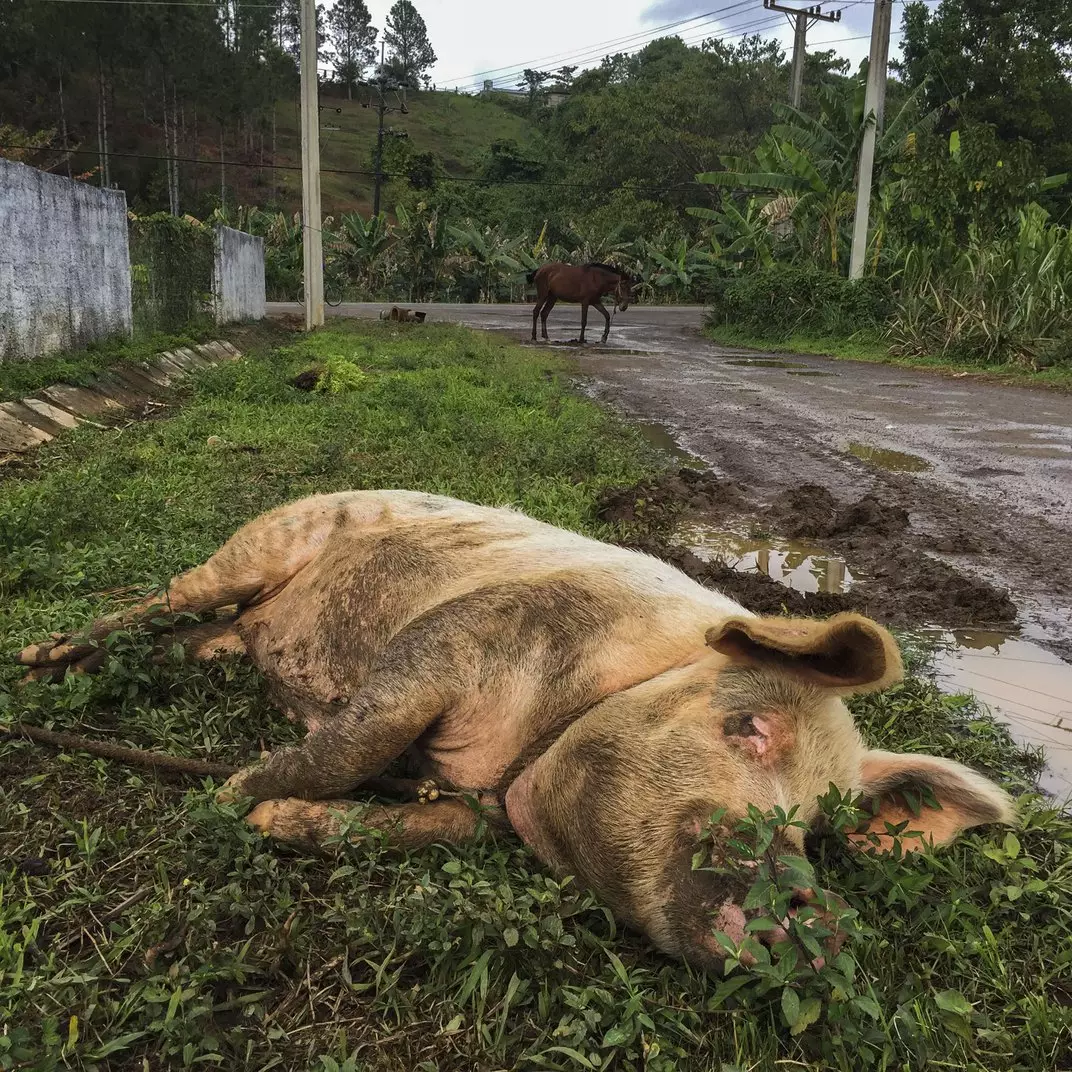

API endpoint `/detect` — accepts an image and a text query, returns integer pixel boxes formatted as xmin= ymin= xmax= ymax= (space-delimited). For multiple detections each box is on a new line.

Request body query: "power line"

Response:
xmin=461 ymin=11 xmax=790 ymax=94
xmin=437 ymin=2 xmax=756 ymax=86
xmin=0 ymin=142 xmax=701 ymax=193
xmin=451 ymin=4 xmax=792 ymax=92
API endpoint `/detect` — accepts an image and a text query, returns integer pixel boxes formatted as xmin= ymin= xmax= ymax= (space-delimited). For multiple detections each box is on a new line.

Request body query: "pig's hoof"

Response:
xmin=247 ymin=798 xmax=293 ymax=834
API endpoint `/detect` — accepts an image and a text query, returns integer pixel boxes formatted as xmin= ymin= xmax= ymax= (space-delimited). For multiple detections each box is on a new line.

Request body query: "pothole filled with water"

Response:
xmin=724 ymin=359 xmax=807 ymax=369
xmin=787 ymin=370 xmax=838 ymax=377
xmin=675 ymin=525 xmax=855 ymax=594
xmin=635 ymin=421 xmax=707 ymax=469
xmin=846 ymin=442 xmax=933 ymax=472
xmin=916 ymin=628 xmax=1072 ymax=800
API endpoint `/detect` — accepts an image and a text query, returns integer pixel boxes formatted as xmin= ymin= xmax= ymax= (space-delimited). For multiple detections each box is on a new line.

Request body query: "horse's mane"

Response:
xmin=584 ymin=261 xmax=629 ymax=278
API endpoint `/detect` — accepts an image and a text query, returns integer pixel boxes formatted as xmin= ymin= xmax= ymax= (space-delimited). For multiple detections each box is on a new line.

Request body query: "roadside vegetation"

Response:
xmin=1 ymin=322 xmax=1069 ymax=1071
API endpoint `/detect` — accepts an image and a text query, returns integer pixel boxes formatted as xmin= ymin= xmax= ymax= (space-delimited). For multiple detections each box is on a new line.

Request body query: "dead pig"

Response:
xmin=379 ymin=306 xmax=426 ymax=323
xmin=18 ymin=490 xmax=1014 ymax=971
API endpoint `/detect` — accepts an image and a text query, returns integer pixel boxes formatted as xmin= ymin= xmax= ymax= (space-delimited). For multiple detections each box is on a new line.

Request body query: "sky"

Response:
xmin=358 ymin=0 xmax=915 ymax=93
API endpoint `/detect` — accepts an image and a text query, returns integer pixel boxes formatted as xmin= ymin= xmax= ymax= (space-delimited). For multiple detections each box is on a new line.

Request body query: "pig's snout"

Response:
xmin=708 ymin=885 xmax=846 ymax=969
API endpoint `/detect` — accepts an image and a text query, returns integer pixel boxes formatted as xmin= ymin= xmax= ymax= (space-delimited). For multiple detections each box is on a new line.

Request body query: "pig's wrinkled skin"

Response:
xmin=19 ymin=490 xmax=1015 ymax=970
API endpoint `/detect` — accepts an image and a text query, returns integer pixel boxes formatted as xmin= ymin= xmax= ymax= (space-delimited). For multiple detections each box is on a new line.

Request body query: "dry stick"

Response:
xmin=3 ymin=722 xmax=449 ymax=801
xmin=4 ymin=721 xmax=236 ymax=779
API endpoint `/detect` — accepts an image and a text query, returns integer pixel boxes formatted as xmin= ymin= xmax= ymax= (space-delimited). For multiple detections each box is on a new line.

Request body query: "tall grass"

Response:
xmin=886 ymin=204 xmax=1072 ymax=367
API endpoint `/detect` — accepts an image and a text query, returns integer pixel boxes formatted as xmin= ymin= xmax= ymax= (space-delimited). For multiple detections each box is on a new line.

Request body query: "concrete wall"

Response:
xmin=0 ymin=159 xmax=133 ymax=361
xmin=213 ymin=225 xmax=265 ymax=324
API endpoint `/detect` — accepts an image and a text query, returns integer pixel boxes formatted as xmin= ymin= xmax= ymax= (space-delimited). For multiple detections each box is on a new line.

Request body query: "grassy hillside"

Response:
xmin=272 ymin=88 xmax=536 ymax=216
xmin=0 ymin=79 xmax=535 ymax=219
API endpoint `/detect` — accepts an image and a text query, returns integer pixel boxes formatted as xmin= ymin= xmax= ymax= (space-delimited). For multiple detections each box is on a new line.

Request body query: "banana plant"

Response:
xmin=393 ymin=202 xmax=453 ymax=302
xmin=447 ymin=222 xmax=532 ymax=302
xmin=335 ymin=212 xmax=395 ymax=297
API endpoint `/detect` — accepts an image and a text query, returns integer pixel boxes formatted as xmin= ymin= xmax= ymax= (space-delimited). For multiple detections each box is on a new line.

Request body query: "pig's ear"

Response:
xmin=705 ymin=612 xmax=903 ymax=694
xmin=850 ymin=750 xmax=1016 ymax=853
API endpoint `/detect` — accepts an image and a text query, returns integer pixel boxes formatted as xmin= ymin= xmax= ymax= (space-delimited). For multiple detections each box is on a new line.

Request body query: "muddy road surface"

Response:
xmin=270 ymin=302 xmax=1072 ymax=793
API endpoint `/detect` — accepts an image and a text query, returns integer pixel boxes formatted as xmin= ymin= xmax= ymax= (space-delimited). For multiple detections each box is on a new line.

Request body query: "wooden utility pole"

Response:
xmin=763 ymin=0 xmax=841 ymax=109
xmin=299 ymin=0 xmax=324 ymax=329
xmin=849 ymin=0 xmax=893 ymax=280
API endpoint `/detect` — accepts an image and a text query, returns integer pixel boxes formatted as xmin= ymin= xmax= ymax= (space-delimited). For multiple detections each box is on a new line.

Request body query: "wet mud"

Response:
xmin=597 ymin=470 xmax=1018 ymax=629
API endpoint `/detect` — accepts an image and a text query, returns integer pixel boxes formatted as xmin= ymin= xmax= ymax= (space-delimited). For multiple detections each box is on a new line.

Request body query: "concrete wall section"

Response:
xmin=213 ymin=225 xmax=265 ymax=324
xmin=0 ymin=159 xmax=133 ymax=360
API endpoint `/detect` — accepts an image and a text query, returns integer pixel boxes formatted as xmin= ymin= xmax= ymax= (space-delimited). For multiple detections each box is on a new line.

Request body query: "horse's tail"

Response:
xmin=525 ymin=268 xmax=539 ymax=284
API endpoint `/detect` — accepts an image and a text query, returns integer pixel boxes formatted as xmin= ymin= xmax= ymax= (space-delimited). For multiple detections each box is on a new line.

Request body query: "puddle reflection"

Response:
xmin=918 ymin=628 xmax=1072 ymax=800
xmin=676 ymin=526 xmax=854 ymax=595
xmin=846 ymin=441 xmax=933 ymax=472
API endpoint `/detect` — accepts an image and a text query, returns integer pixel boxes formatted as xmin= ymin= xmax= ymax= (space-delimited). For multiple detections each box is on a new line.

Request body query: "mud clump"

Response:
xmin=865 ymin=551 xmax=1017 ymax=624
xmin=772 ymin=485 xmax=909 ymax=540
xmin=595 ymin=468 xmax=746 ymax=531
xmin=601 ymin=470 xmax=1018 ymax=629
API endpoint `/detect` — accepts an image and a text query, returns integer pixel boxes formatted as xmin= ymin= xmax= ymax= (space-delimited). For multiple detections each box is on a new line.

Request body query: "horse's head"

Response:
xmin=613 ymin=272 xmax=635 ymax=312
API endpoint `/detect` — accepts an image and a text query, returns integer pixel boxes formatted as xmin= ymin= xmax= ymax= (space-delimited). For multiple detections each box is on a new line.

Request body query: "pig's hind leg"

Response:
xmin=17 ymin=494 xmax=355 ymax=682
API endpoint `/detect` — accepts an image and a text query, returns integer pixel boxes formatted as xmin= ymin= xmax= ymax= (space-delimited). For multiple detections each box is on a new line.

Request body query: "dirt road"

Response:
xmin=269 ymin=301 xmax=1072 ymax=791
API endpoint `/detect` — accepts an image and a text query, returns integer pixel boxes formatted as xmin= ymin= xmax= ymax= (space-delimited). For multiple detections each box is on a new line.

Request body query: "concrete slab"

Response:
xmin=161 ymin=349 xmax=202 ymax=373
xmin=88 ymin=372 xmax=149 ymax=409
xmin=1 ymin=400 xmax=69 ymax=438
xmin=219 ymin=340 xmax=243 ymax=358
xmin=195 ymin=342 xmax=226 ymax=363
xmin=131 ymin=360 xmax=174 ymax=388
xmin=108 ymin=364 xmax=169 ymax=396
xmin=175 ymin=346 xmax=212 ymax=369
xmin=39 ymin=383 xmax=124 ymax=419
xmin=0 ymin=408 xmax=53 ymax=451
xmin=150 ymin=354 xmax=188 ymax=379
xmin=19 ymin=397 xmax=82 ymax=430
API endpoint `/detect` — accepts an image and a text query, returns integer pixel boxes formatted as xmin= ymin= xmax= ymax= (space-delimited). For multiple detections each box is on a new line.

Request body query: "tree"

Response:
xmin=327 ymin=0 xmax=377 ymax=100
xmin=383 ymin=0 xmax=436 ymax=88
xmin=898 ymin=0 xmax=1072 ymax=176
xmin=517 ymin=69 xmax=550 ymax=109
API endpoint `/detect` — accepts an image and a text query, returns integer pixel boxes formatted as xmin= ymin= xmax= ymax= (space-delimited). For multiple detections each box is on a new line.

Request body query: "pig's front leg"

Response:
xmin=219 ymin=620 xmax=470 ymax=804
xmin=246 ymin=797 xmax=501 ymax=850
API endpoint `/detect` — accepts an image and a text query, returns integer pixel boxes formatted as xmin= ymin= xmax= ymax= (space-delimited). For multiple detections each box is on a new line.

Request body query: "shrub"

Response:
xmin=707 ymin=265 xmax=893 ymax=340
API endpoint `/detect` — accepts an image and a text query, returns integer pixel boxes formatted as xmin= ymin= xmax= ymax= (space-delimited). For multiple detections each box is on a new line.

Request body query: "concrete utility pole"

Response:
xmin=763 ymin=0 xmax=841 ymax=109
xmin=849 ymin=0 xmax=893 ymax=280
xmin=299 ymin=0 xmax=324 ymax=329
xmin=373 ymin=42 xmax=387 ymax=217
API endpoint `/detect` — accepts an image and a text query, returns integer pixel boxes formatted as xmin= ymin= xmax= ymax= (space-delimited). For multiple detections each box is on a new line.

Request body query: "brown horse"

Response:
xmin=527 ymin=261 xmax=634 ymax=344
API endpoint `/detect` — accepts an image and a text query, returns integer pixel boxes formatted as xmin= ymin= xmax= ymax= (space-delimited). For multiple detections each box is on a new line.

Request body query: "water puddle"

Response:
xmin=787 ymin=370 xmax=838 ymax=377
xmin=676 ymin=525 xmax=854 ymax=594
xmin=635 ymin=421 xmax=706 ymax=469
xmin=919 ymin=628 xmax=1072 ymax=800
xmin=725 ymin=359 xmax=807 ymax=369
xmin=877 ymin=382 xmax=921 ymax=388
xmin=847 ymin=442 xmax=933 ymax=473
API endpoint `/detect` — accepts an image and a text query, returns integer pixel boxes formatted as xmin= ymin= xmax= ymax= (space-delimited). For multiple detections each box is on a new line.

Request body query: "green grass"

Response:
xmin=705 ymin=324 xmax=1072 ymax=392
xmin=0 ymin=328 xmax=217 ymax=404
xmin=1 ymin=322 xmax=1070 ymax=1071
xmin=272 ymin=91 xmax=535 ymax=216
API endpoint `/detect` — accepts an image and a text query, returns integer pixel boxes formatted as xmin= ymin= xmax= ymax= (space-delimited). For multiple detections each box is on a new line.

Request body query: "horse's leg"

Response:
xmin=540 ymin=297 xmax=556 ymax=340
xmin=531 ymin=297 xmax=544 ymax=341
xmin=593 ymin=300 xmax=611 ymax=343
xmin=579 ymin=302 xmax=589 ymax=344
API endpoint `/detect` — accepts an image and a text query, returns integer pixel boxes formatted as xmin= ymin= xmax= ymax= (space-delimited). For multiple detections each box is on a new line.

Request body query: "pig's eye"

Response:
xmin=723 ymin=713 xmax=757 ymax=738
